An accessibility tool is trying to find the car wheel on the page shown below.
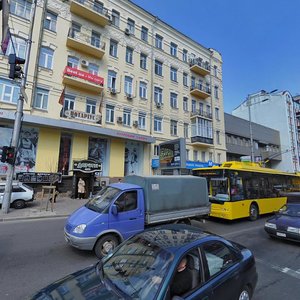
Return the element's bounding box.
[94,234,119,259]
[13,200,25,209]
[249,203,259,221]
[238,286,251,300]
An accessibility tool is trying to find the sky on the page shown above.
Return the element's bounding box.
[131,0,300,113]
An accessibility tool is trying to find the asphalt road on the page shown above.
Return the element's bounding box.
[0,216,299,299]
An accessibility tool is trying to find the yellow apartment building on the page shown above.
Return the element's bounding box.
[0,0,226,195]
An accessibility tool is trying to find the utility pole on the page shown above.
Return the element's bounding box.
[247,96,255,163]
[2,0,37,214]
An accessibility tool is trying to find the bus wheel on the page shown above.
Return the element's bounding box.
[249,203,259,221]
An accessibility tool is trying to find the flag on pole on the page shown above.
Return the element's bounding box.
[58,87,65,105]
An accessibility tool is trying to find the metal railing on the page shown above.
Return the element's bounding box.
[68,29,106,50]
[189,58,210,71]
[190,84,211,94]
[73,0,109,17]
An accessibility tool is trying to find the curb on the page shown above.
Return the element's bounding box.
[0,213,69,222]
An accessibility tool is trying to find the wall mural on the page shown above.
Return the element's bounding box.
[88,137,107,175]
[124,141,143,176]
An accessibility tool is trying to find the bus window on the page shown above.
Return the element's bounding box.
[230,175,244,201]
[210,178,230,202]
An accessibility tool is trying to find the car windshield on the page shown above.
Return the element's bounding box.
[102,235,174,300]
[278,204,300,217]
[209,178,230,202]
[85,186,120,213]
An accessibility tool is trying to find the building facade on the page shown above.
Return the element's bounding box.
[232,90,299,173]
[0,0,226,193]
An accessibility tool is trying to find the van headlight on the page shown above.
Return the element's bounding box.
[73,224,87,234]
[287,227,300,234]
[265,222,277,229]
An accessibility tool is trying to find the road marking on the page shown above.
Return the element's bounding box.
[255,258,300,280]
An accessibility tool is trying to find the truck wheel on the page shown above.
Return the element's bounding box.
[13,200,25,209]
[94,234,119,259]
[175,218,191,225]
[249,203,259,221]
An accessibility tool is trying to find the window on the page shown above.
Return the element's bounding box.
[63,94,75,113]
[191,99,196,113]
[6,36,27,59]
[88,63,99,75]
[155,60,163,76]
[183,97,188,111]
[183,72,188,86]
[154,145,159,156]
[191,76,195,89]
[115,191,137,212]
[106,104,114,123]
[217,153,221,163]
[67,56,79,68]
[124,76,133,95]
[10,0,32,19]
[186,149,189,160]
[127,18,135,34]
[199,103,204,114]
[44,11,57,32]
[214,65,218,77]
[170,42,177,57]
[0,78,20,104]
[170,67,177,82]
[111,10,120,27]
[201,151,206,162]
[209,152,213,161]
[214,86,219,99]
[126,47,133,64]
[139,81,147,99]
[206,105,211,115]
[216,130,220,144]
[170,93,178,109]
[86,98,96,114]
[109,40,118,57]
[70,22,81,38]
[170,120,178,136]
[138,112,146,129]
[206,83,211,93]
[154,116,162,132]
[140,53,147,70]
[154,87,163,104]
[193,150,198,161]
[215,107,220,120]
[91,31,101,48]
[34,88,49,110]
[141,26,148,42]
[155,34,163,49]
[123,108,131,126]
[108,70,117,89]
[182,49,188,62]
[39,47,54,69]
[93,0,104,14]
[184,123,189,138]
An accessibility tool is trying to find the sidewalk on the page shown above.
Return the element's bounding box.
[0,196,87,222]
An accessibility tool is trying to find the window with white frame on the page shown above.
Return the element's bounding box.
[111,9,120,27]
[154,87,163,104]
[63,94,75,111]
[206,105,211,115]
[123,108,131,126]
[140,53,147,70]
[124,76,133,96]
[170,42,177,57]
[138,112,146,129]
[139,81,147,99]
[191,99,196,113]
[183,97,188,111]
[155,34,163,49]
[44,11,57,32]
[214,65,218,77]
[206,82,210,93]
[170,93,177,109]
[126,47,133,64]
[0,78,20,104]
[154,145,159,156]
[108,70,117,89]
[34,87,49,110]
[183,72,188,86]
[106,104,114,123]
[141,26,148,42]
[217,153,221,164]
[182,49,188,62]
[201,151,206,162]
[215,107,220,120]
[39,47,54,69]
[199,103,203,114]
[93,0,104,13]
[214,86,219,99]
[216,130,220,144]
[10,0,32,20]
[109,39,118,57]
[193,150,198,161]
[86,98,96,114]
[127,18,135,34]
[209,152,213,161]
[184,123,189,138]
[155,60,163,76]
[88,63,99,75]
[170,67,177,82]
[91,30,101,48]
[67,56,79,68]
[6,36,27,59]
[170,120,178,136]
[186,149,189,160]
[154,116,162,132]
[191,76,195,89]
[70,22,81,38]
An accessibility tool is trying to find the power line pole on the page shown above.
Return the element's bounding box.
[2,0,37,214]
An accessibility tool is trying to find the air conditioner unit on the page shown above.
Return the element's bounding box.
[110,88,117,95]
[126,93,133,100]
[81,59,89,67]
[133,121,138,127]
[124,28,131,36]
[156,102,162,108]
[117,116,123,123]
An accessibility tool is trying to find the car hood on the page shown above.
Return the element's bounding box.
[268,215,300,228]
[67,206,101,226]
[31,265,121,300]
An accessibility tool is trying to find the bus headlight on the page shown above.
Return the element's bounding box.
[287,227,300,234]
[73,224,87,234]
[265,222,277,229]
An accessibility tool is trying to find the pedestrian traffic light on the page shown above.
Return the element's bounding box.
[0,146,8,163]
[8,54,25,79]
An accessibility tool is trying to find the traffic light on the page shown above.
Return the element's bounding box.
[0,146,15,164]
[8,54,25,79]
[0,146,8,163]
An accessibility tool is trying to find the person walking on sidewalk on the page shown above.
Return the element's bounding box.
[77,178,85,199]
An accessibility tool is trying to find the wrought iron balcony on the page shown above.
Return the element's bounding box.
[189,58,210,76]
[190,84,211,99]
[190,110,212,119]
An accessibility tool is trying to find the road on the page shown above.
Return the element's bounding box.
[0,216,300,299]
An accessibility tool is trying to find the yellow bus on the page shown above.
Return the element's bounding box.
[193,161,300,221]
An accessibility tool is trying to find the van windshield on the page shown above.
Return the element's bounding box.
[85,187,120,213]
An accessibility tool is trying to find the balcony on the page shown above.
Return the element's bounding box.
[62,66,104,94]
[190,84,211,100]
[190,110,212,119]
[189,58,210,76]
[70,0,110,27]
[191,123,214,146]
[67,29,106,58]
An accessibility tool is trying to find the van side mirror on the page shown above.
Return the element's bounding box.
[111,204,118,215]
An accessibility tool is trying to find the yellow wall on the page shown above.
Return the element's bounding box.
[109,139,125,177]
[72,133,89,161]
[35,128,60,172]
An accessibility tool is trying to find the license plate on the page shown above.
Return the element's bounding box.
[276,232,286,237]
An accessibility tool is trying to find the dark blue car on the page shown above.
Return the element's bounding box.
[264,193,300,242]
[31,224,257,300]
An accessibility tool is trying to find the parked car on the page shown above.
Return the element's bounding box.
[0,181,34,209]
[32,224,257,300]
[264,192,300,242]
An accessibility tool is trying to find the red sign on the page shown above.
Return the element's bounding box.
[63,66,104,86]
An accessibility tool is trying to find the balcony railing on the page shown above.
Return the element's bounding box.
[189,58,210,76]
[67,29,106,58]
[190,110,212,119]
[190,84,211,99]
[70,0,110,27]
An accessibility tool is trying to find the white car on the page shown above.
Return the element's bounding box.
[0,181,34,209]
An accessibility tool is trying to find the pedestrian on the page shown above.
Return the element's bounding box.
[77,178,85,199]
